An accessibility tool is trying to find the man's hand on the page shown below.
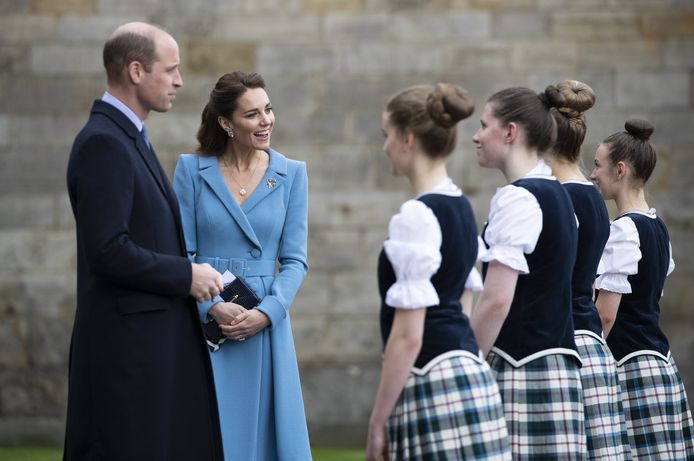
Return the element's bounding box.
[190,263,223,302]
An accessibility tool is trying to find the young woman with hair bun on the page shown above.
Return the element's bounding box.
[547,80,631,460]
[367,83,511,461]
[471,86,585,459]
[591,119,694,459]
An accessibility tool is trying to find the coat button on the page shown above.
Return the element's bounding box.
[250,248,261,259]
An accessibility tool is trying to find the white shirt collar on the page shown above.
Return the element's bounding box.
[102,91,144,132]
[523,159,555,180]
[417,177,462,198]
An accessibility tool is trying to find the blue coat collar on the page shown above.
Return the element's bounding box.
[197,148,288,249]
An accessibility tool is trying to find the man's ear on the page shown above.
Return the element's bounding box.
[126,61,145,84]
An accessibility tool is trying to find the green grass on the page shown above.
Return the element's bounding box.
[0,447,363,461]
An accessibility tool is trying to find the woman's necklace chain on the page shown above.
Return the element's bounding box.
[223,152,260,196]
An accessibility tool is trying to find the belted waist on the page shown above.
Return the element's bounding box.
[194,256,276,277]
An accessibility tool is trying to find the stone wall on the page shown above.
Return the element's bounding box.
[1,0,692,447]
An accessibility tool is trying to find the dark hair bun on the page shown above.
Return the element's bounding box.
[553,80,595,119]
[426,83,475,128]
[541,85,566,110]
[625,118,654,141]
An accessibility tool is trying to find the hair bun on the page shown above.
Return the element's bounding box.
[625,118,654,141]
[552,80,595,119]
[426,83,475,128]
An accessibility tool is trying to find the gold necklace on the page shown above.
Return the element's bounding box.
[222,152,260,196]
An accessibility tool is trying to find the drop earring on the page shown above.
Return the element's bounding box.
[227,129,234,138]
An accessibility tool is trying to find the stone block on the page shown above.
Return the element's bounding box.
[307,228,363,271]
[30,44,103,75]
[308,191,404,229]
[146,113,199,148]
[578,41,663,70]
[331,272,381,314]
[28,318,72,367]
[336,43,444,76]
[316,313,380,362]
[32,0,95,14]
[448,43,512,72]
[57,15,133,41]
[389,11,492,41]
[0,146,71,194]
[665,39,694,69]
[0,115,7,147]
[0,0,30,13]
[616,71,689,109]
[202,14,320,41]
[0,320,28,367]
[469,0,535,9]
[10,115,85,148]
[302,0,361,11]
[0,193,55,230]
[323,12,391,41]
[301,358,380,424]
[258,43,333,77]
[95,0,159,14]
[0,16,56,43]
[292,272,332,315]
[642,12,694,39]
[551,11,640,40]
[510,40,578,71]
[0,45,29,73]
[492,11,546,38]
[183,41,256,75]
[0,230,75,276]
[0,417,65,445]
[4,76,102,115]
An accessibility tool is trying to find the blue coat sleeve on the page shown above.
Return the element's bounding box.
[256,161,309,327]
[172,154,223,322]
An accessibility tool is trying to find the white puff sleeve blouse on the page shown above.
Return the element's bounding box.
[596,217,641,293]
[479,185,543,274]
[383,199,442,309]
[596,211,675,294]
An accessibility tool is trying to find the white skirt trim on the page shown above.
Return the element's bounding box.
[575,329,605,344]
[411,349,483,376]
[616,349,671,367]
[490,346,582,368]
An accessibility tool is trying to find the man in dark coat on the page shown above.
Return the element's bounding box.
[64,22,225,460]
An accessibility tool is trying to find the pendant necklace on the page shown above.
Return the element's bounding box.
[223,152,260,197]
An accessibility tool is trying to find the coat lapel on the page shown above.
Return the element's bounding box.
[242,148,288,214]
[198,155,262,249]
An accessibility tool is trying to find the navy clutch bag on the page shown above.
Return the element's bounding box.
[203,275,260,352]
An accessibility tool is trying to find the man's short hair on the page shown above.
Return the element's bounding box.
[103,32,157,84]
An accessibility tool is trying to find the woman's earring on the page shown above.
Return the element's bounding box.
[227,129,234,138]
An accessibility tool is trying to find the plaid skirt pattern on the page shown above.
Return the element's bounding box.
[618,353,694,459]
[487,351,586,460]
[575,333,631,460]
[388,353,511,461]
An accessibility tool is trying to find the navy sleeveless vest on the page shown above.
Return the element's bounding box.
[607,213,670,361]
[563,182,610,336]
[483,178,578,362]
[378,194,479,368]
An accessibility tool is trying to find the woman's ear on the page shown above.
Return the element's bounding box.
[505,122,518,144]
[217,116,231,132]
[615,160,628,181]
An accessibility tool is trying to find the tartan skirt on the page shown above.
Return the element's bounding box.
[387,352,512,461]
[487,351,586,460]
[618,352,694,459]
[575,333,631,460]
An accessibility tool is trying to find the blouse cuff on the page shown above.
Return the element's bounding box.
[385,279,439,309]
[480,245,529,274]
[596,273,632,294]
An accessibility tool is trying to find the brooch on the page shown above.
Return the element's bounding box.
[267,177,277,189]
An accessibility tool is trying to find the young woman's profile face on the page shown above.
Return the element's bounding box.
[381,111,410,176]
[472,102,508,169]
[590,143,618,200]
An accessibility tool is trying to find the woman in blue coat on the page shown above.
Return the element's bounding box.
[173,71,311,461]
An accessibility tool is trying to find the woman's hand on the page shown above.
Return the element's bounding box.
[366,423,389,461]
[208,301,247,325]
[220,309,270,341]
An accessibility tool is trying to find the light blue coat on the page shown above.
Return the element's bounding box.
[173,149,311,461]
